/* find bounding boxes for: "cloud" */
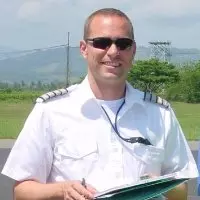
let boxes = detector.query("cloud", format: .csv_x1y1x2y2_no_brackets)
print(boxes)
16,0,200,20
127,0,200,20
17,0,71,22
2,0,199,49
154,0,200,17
16,0,200,29
17,1,42,21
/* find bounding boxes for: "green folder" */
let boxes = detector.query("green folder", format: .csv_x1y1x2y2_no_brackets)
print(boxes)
94,174,188,200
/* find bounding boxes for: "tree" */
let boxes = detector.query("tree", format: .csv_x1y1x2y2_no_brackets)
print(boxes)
13,82,22,91
165,60,200,103
36,80,43,90
30,81,36,90
179,63,200,103
127,59,180,93
0,82,9,89
21,80,26,88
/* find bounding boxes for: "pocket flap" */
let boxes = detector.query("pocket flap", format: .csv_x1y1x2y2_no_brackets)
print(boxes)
57,140,98,159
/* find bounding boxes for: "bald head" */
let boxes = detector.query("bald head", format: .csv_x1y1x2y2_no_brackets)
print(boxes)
83,8,134,40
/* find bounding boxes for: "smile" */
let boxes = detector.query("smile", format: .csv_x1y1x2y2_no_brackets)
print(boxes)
101,62,121,67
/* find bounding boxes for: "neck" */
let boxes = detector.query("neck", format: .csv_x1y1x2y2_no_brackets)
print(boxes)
88,75,126,100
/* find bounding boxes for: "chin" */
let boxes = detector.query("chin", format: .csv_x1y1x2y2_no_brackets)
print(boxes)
103,73,119,79
101,74,124,83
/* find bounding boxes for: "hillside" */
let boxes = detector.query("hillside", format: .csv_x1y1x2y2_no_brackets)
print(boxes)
0,46,199,83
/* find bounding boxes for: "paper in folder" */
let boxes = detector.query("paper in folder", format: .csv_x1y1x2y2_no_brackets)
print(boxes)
94,173,188,200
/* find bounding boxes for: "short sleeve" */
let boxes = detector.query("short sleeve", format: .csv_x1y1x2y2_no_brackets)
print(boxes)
161,107,199,178
1,103,53,183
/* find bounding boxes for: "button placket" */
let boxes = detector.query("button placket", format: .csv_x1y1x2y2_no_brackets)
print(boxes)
108,138,124,181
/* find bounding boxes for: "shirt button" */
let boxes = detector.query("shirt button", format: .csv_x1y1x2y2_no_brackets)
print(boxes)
115,172,122,179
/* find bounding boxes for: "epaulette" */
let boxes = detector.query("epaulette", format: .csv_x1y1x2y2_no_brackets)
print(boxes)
35,84,77,103
36,88,68,103
143,92,170,109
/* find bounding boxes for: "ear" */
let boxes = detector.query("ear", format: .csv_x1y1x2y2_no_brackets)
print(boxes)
80,40,88,59
132,41,137,57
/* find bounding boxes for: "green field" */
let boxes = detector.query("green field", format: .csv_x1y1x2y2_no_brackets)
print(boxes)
0,102,33,138
0,101,199,140
171,102,200,141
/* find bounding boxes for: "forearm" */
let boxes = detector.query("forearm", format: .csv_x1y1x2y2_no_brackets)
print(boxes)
164,182,187,200
14,180,63,200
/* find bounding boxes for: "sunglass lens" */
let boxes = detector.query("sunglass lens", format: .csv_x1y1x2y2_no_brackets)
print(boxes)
116,38,133,50
93,38,112,49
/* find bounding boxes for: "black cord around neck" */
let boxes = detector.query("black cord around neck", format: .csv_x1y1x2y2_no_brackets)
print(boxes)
101,99,152,146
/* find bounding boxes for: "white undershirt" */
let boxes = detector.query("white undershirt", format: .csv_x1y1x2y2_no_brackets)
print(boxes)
97,97,125,124
97,97,125,145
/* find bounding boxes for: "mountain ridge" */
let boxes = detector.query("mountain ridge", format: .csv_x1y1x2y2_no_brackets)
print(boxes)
0,46,199,83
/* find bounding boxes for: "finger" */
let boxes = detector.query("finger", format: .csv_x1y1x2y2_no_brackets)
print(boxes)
66,187,86,200
72,183,94,199
86,184,97,194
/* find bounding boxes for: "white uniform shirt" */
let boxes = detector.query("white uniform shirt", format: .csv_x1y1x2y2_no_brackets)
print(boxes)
2,77,199,194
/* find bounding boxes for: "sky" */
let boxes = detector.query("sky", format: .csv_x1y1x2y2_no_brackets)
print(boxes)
0,0,200,50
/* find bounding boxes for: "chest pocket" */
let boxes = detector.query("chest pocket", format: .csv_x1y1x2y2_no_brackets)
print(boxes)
132,144,164,176
55,139,98,180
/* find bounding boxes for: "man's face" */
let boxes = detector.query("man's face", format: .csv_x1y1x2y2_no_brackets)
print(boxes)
80,15,136,84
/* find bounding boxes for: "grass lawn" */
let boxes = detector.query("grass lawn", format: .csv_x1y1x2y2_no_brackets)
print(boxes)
0,101,199,140
0,102,33,138
171,102,200,141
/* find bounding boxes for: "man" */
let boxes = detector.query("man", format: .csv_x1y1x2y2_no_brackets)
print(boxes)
1,8,198,200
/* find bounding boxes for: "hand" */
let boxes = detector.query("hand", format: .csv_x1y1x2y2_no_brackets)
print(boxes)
61,180,97,200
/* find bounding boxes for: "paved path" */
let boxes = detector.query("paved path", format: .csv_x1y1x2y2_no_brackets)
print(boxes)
0,140,199,200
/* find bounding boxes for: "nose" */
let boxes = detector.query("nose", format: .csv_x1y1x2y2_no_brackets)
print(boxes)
107,43,120,57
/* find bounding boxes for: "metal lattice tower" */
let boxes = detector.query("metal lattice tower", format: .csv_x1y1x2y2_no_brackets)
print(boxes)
149,41,172,62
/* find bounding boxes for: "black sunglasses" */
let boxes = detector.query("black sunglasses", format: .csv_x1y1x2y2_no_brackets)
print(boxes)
86,37,134,50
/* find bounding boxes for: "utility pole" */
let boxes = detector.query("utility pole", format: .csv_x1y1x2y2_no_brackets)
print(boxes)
66,32,70,87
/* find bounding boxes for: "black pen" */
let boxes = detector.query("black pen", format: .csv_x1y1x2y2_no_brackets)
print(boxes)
82,178,87,188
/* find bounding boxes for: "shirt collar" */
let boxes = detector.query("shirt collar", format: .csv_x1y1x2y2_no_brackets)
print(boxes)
124,81,145,108
77,76,145,108
77,76,96,102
